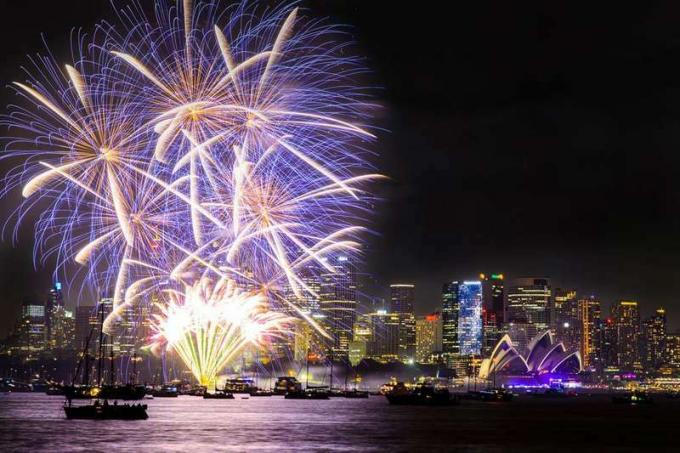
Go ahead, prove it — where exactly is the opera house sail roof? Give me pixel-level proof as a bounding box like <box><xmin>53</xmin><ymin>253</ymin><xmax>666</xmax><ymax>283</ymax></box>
<box><xmin>478</xmin><ymin>330</ymin><xmax>582</xmax><ymax>380</ymax></box>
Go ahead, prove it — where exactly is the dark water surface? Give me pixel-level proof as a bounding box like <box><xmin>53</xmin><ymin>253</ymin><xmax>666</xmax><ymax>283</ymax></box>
<box><xmin>0</xmin><ymin>393</ymin><xmax>678</xmax><ymax>451</ymax></box>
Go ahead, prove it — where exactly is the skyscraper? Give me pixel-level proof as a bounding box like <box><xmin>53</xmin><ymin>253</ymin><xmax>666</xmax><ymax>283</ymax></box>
<box><xmin>45</xmin><ymin>282</ymin><xmax>64</xmax><ymax>348</ymax></box>
<box><xmin>415</xmin><ymin>312</ymin><xmax>442</xmax><ymax>363</ymax></box>
<box><xmin>642</xmin><ymin>308</ymin><xmax>666</xmax><ymax>373</ymax></box>
<box><xmin>480</xmin><ymin>273</ymin><xmax>504</xmax><ymax>357</ymax></box>
<box><xmin>458</xmin><ymin>281</ymin><xmax>483</xmax><ymax>356</ymax></box>
<box><xmin>554</xmin><ymin>289</ymin><xmax>579</xmax><ymax>349</ymax></box>
<box><xmin>16</xmin><ymin>299</ymin><xmax>47</xmax><ymax>357</ymax></box>
<box><xmin>367</xmin><ymin>310</ymin><xmax>400</xmax><ymax>362</ymax></box>
<box><xmin>320</xmin><ymin>255</ymin><xmax>357</xmax><ymax>359</ymax></box>
<box><xmin>441</xmin><ymin>281</ymin><xmax>460</xmax><ymax>366</ymax></box>
<box><xmin>390</xmin><ymin>284</ymin><xmax>416</xmax><ymax>361</ymax></box>
<box><xmin>505</xmin><ymin>277</ymin><xmax>552</xmax><ymax>351</ymax></box>
<box><xmin>390</xmin><ymin>284</ymin><xmax>415</xmax><ymax>313</ymax></box>
<box><xmin>577</xmin><ymin>296</ymin><xmax>601</xmax><ymax>369</ymax></box>
<box><xmin>665</xmin><ymin>331</ymin><xmax>680</xmax><ymax>370</ymax></box>
<box><xmin>613</xmin><ymin>300</ymin><xmax>641</xmax><ymax>371</ymax></box>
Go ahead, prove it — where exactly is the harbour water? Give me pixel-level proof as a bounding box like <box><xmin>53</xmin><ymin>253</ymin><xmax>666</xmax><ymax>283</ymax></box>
<box><xmin>0</xmin><ymin>393</ymin><xmax>678</xmax><ymax>451</ymax></box>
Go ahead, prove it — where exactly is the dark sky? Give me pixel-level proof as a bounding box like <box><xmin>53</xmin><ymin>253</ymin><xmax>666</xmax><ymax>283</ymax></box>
<box><xmin>3</xmin><ymin>1</ymin><xmax>680</xmax><ymax>335</ymax></box>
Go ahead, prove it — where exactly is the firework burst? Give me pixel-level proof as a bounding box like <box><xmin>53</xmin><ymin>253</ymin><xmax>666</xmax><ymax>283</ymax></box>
<box><xmin>1</xmin><ymin>0</ymin><xmax>379</xmax><ymax>381</ymax></box>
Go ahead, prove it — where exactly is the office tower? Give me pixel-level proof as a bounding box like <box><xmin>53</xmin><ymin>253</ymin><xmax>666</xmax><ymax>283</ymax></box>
<box><xmin>554</xmin><ymin>289</ymin><xmax>579</xmax><ymax>349</ymax></box>
<box><xmin>480</xmin><ymin>273</ymin><xmax>504</xmax><ymax>357</ymax></box>
<box><xmin>505</xmin><ymin>277</ymin><xmax>552</xmax><ymax>352</ymax></box>
<box><xmin>458</xmin><ymin>281</ymin><xmax>483</xmax><ymax>356</ymax></box>
<box><xmin>642</xmin><ymin>308</ymin><xmax>666</xmax><ymax>373</ymax></box>
<box><xmin>577</xmin><ymin>296</ymin><xmax>601</xmax><ymax>369</ymax></box>
<box><xmin>666</xmin><ymin>332</ymin><xmax>680</xmax><ymax>369</ymax></box>
<box><xmin>16</xmin><ymin>299</ymin><xmax>47</xmax><ymax>357</ymax></box>
<box><xmin>320</xmin><ymin>255</ymin><xmax>357</xmax><ymax>359</ymax></box>
<box><xmin>299</xmin><ymin>273</ymin><xmax>322</xmax><ymax>315</ymax></box>
<box><xmin>45</xmin><ymin>282</ymin><xmax>64</xmax><ymax>347</ymax></box>
<box><xmin>367</xmin><ymin>310</ymin><xmax>400</xmax><ymax>362</ymax></box>
<box><xmin>613</xmin><ymin>300</ymin><xmax>641</xmax><ymax>371</ymax></box>
<box><xmin>390</xmin><ymin>284</ymin><xmax>416</xmax><ymax>361</ymax></box>
<box><xmin>390</xmin><ymin>284</ymin><xmax>415</xmax><ymax>313</ymax></box>
<box><xmin>416</xmin><ymin>312</ymin><xmax>442</xmax><ymax>363</ymax></box>
<box><xmin>49</xmin><ymin>306</ymin><xmax>75</xmax><ymax>351</ymax></box>
<box><xmin>441</xmin><ymin>281</ymin><xmax>460</xmax><ymax>366</ymax></box>
<box><xmin>601</xmin><ymin>316</ymin><xmax>618</xmax><ymax>368</ymax></box>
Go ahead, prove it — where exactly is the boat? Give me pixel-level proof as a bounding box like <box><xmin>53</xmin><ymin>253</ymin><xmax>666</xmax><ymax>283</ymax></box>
<box><xmin>468</xmin><ymin>388</ymin><xmax>514</xmax><ymax>402</ymax></box>
<box><xmin>203</xmin><ymin>391</ymin><xmax>235</xmax><ymax>399</ymax></box>
<box><xmin>285</xmin><ymin>386</ymin><xmax>331</xmax><ymax>400</ymax></box>
<box><xmin>64</xmin><ymin>385</ymin><xmax>100</xmax><ymax>400</ymax></box>
<box><xmin>343</xmin><ymin>389</ymin><xmax>369</xmax><ymax>399</ymax></box>
<box><xmin>63</xmin><ymin>400</ymin><xmax>148</xmax><ymax>420</ymax></box>
<box><xmin>150</xmin><ymin>385</ymin><xmax>179</xmax><ymax>398</ymax></box>
<box><xmin>612</xmin><ymin>392</ymin><xmax>654</xmax><ymax>405</ymax></box>
<box><xmin>274</xmin><ymin>377</ymin><xmax>302</xmax><ymax>395</ymax></box>
<box><xmin>223</xmin><ymin>378</ymin><xmax>257</xmax><ymax>394</ymax></box>
<box><xmin>249</xmin><ymin>389</ymin><xmax>273</xmax><ymax>397</ymax></box>
<box><xmin>386</xmin><ymin>382</ymin><xmax>457</xmax><ymax>406</ymax></box>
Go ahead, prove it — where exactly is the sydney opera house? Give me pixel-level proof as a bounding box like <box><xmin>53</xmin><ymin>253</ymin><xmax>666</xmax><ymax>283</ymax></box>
<box><xmin>478</xmin><ymin>330</ymin><xmax>583</xmax><ymax>386</ymax></box>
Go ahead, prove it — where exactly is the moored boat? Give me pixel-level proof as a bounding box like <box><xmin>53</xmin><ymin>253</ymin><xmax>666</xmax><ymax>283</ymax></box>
<box><xmin>63</xmin><ymin>400</ymin><xmax>148</xmax><ymax>420</ymax></box>
<box><xmin>386</xmin><ymin>382</ymin><xmax>457</xmax><ymax>406</ymax></box>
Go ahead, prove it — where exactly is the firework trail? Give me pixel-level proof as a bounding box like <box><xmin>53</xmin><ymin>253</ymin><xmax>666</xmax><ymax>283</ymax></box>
<box><xmin>1</xmin><ymin>0</ymin><xmax>379</xmax><ymax>384</ymax></box>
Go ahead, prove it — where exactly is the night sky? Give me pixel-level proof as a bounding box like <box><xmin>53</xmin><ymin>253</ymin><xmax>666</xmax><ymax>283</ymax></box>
<box><xmin>3</xmin><ymin>1</ymin><xmax>680</xmax><ymax>335</ymax></box>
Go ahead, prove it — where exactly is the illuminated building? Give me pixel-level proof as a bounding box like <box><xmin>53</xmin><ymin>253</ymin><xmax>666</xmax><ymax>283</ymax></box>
<box><xmin>416</xmin><ymin>312</ymin><xmax>442</xmax><ymax>363</ymax></box>
<box><xmin>478</xmin><ymin>330</ymin><xmax>582</xmax><ymax>385</ymax></box>
<box><xmin>458</xmin><ymin>281</ymin><xmax>483</xmax><ymax>356</ymax></box>
<box><xmin>320</xmin><ymin>255</ymin><xmax>357</xmax><ymax>359</ymax></box>
<box><xmin>367</xmin><ymin>310</ymin><xmax>400</xmax><ymax>362</ymax></box>
<box><xmin>441</xmin><ymin>281</ymin><xmax>460</xmax><ymax>366</ymax></box>
<box><xmin>348</xmin><ymin>340</ymin><xmax>367</xmax><ymax>367</ymax></box>
<box><xmin>13</xmin><ymin>299</ymin><xmax>47</xmax><ymax>358</ymax></box>
<box><xmin>505</xmin><ymin>278</ymin><xmax>552</xmax><ymax>352</ymax></box>
<box><xmin>390</xmin><ymin>284</ymin><xmax>415</xmax><ymax>313</ymax></box>
<box><xmin>480</xmin><ymin>273</ymin><xmax>504</xmax><ymax>357</ymax></box>
<box><xmin>75</xmin><ymin>305</ymin><xmax>95</xmax><ymax>352</ymax></box>
<box><xmin>390</xmin><ymin>284</ymin><xmax>416</xmax><ymax>361</ymax></box>
<box><xmin>601</xmin><ymin>317</ymin><xmax>618</xmax><ymax>368</ymax></box>
<box><xmin>577</xmin><ymin>296</ymin><xmax>601</xmax><ymax>369</ymax></box>
<box><xmin>642</xmin><ymin>308</ymin><xmax>666</xmax><ymax>373</ymax></box>
<box><xmin>666</xmin><ymin>332</ymin><xmax>680</xmax><ymax>370</ymax></box>
<box><xmin>45</xmin><ymin>282</ymin><xmax>64</xmax><ymax>348</ymax></box>
<box><xmin>554</xmin><ymin>289</ymin><xmax>579</xmax><ymax>349</ymax></box>
<box><xmin>613</xmin><ymin>300</ymin><xmax>641</xmax><ymax>371</ymax></box>
<box><xmin>48</xmin><ymin>306</ymin><xmax>75</xmax><ymax>351</ymax></box>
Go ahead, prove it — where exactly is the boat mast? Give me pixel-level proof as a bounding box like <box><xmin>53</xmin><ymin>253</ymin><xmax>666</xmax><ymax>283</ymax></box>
<box><xmin>109</xmin><ymin>335</ymin><xmax>115</xmax><ymax>386</ymax></box>
<box><xmin>97</xmin><ymin>303</ymin><xmax>105</xmax><ymax>386</ymax></box>
<box><xmin>305</xmin><ymin>347</ymin><xmax>310</xmax><ymax>389</ymax></box>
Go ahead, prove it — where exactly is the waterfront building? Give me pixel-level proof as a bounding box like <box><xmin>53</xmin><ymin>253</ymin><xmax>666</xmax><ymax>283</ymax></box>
<box><xmin>577</xmin><ymin>296</ymin><xmax>601</xmax><ymax>369</ymax></box>
<box><xmin>320</xmin><ymin>255</ymin><xmax>357</xmax><ymax>359</ymax></box>
<box><xmin>613</xmin><ymin>300</ymin><xmax>641</xmax><ymax>371</ymax></box>
<box><xmin>666</xmin><ymin>332</ymin><xmax>680</xmax><ymax>371</ymax></box>
<box><xmin>441</xmin><ymin>281</ymin><xmax>460</xmax><ymax>367</ymax></box>
<box><xmin>505</xmin><ymin>278</ymin><xmax>552</xmax><ymax>352</ymax></box>
<box><xmin>390</xmin><ymin>284</ymin><xmax>416</xmax><ymax>361</ymax></box>
<box><xmin>415</xmin><ymin>312</ymin><xmax>442</xmax><ymax>363</ymax></box>
<box><xmin>480</xmin><ymin>273</ymin><xmax>504</xmax><ymax>357</ymax></box>
<box><xmin>458</xmin><ymin>281</ymin><xmax>483</xmax><ymax>356</ymax></box>
<box><xmin>642</xmin><ymin>308</ymin><xmax>666</xmax><ymax>373</ymax></box>
<box><xmin>366</xmin><ymin>310</ymin><xmax>400</xmax><ymax>362</ymax></box>
<box><xmin>554</xmin><ymin>289</ymin><xmax>579</xmax><ymax>349</ymax></box>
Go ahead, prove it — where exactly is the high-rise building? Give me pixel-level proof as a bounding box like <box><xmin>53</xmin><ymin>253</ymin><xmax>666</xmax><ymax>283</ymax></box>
<box><xmin>441</xmin><ymin>281</ymin><xmax>460</xmax><ymax>366</ymax></box>
<box><xmin>642</xmin><ymin>308</ymin><xmax>666</xmax><ymax>373</ymax></box>
<box><xmin>554</xmin><ymin>289</ymin><xmax>579</xmax><ymax>349</ymax></box>
<box><xmin>480</xmin><ymin>273</ymin><xmax>504</xmax><ymax>357</ymax></box>
<box><xmin>601</xmin><ymin>316</ymin><xmax>618</xmax><ymax>369</ymax></box>
<box><xmin>613</xmin><ymin>300</ymin><xmax>641</xmax><ymax>371</ymax></box>
<box><xmin>320</xmin><ymin>255</ymin><xmax>357</xmax><ymax>359</ymax></box>
<box><xmin>390</xmin><ymin>284</ymin><xmax>416</xmax><ymax>361</ymax></box>
<box><xmin>48</xmin><ymin>306</ymin><xmax>75</xmax><ymax>351</ymax></box>
<box><xmin>458</xmin><ymin>281</ymin><xmax>482</xmax><ymax>356</ymax></box>
<box><xmin>416</xmin><ymin>312</ymin><xmax>442</xmax><ymax>363</ymax></box>
<box><xmin>15</xmin><ymin>299</ymin><xmax>47</xmax><ymax>357</ymax></box>
<box><xmin>45</xmin><ymin>282</ymin><xmax>64</xmax><ymax>348</ymax></box>
<box><xmin>665</xmin><ymin>332</ymin><xmax>680</xmax><ymax>370</ymax></box>
<box><xmin>390</xmin><ymin>284</ymin><xmax>415</xmax><ymax>313</ymax></box>
<box><xmin>367</xmin><ymin>310</ymin><xmax>400</xmax><ymax>362</ymax></box>
<box><xmin>577</xmin><ymin>296</ymin><xmax>601</xmax><ymax>369</ymax></box>
<box><xmin>505</xmin><ymin>278</ymin><xmax>552</xmax><ymax>352</ymax></box>
<box><xmin>75</xmin><ymin>305</ymin><xmax>96</xmax><ymax>352</ymax></box>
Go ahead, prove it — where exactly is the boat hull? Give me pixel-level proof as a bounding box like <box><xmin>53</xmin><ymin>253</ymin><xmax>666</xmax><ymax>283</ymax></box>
<box><xmin>63</xmin><ymin>404</ymin><xmax>148</xmax><ymax>420</ymax></box>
